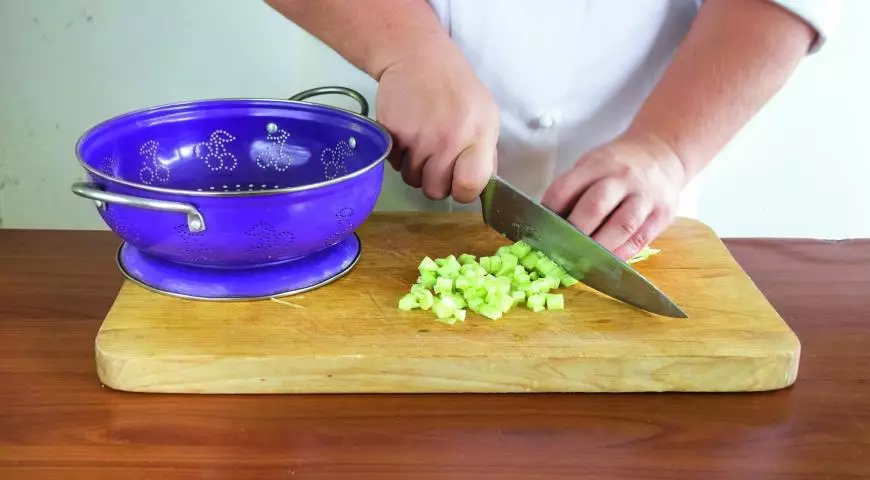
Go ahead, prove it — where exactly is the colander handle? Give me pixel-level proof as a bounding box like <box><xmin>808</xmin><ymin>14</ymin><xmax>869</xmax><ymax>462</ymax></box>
<box><xmin>71</xmin><ymin>182</ymin><xmax>207</xmax><ymax>233</ymax></box>
<box><xmin>288</xmin><ymin>86</ymin><xmax>370</xmax><ymax>117</ymax></box>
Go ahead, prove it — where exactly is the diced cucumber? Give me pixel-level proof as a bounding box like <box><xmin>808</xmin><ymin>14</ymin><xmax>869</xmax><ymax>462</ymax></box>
<box><xmin>497</xmin><ymin>253</ymin><xmax>518</xmax><ymax>275</ymax></box>
<box><xmin>467</xmin><ymin>297</ymin><xmax>484</xmax><ymax>313</ymax></box>
<box><xmin>546</xmin><ymin>293</ymin><xmax>564</xmax><ymax>311</ymax></box>
<box><xmin>434</xmin><ymin>277</ymin><xmax>453</xmax><ymax>295</ymax></box>
<box><xmin>432</xmin><ymin>299</ymin><xmax>455</xmax><ymax>320</ymax></box>
<box><xmin>467</xmin><ymin>275</ymin><xmax>484</xmax><ymax>290</ymax></box>
<box><xmin>511</xmin><ymin>290</ymin><xmax>526</xmax><ymax>304</ymax></box>
<box><xmin>402</xmin><ymin>242</ymin><xmax>661</xmax><ymax>323</ymax></box>
<box><xmin>459</xmin><ymin>253</ymin><xmax>476</xmax><ymax>265</ymax></box>
<box><xmin>479</xmin><ymin>303</ymin><xmax>503</xmax><ymax>320</ymax></box>
<box><xmin>417</xmin><ymin>272</ymin><xmax>436</xmax><ymax>289</ymax></box>
<box><xmin>519</xmin><ymin>253</ymin><xmax>539</xmax><ymax>271</ymax></box>
<box><xmin>509</xmin><ymin>240</ymin><xmax>533</xmax><ymax>259</ymax></box>
<box><xmin>535</xmin><ymin>258</ymin><xmax>559</xmax><ymax>276</ymax></box>
<box><xmin>513</xmin><ymin>273</ymin><xmax>531</xmax><ymax>286</ymax></box>
<box><xmin>398</xmin><ymin>293</ymin><xmax>419</xmax><ymax>311</ymax></box>
<box><xmin>527</xmin><ymin>293</ymin><xmax>547</xmax><ymax>312</ymax></box>
<box><xmin>491</xmin><ymin>292</ymin><xmax>514</xmax><ymax>313</ymax></box>
<box><xmin>410</xmin><ymin>284</ymin><xmax>435</xmax><ymax>310</ymax></box>
<box><xmin>528</xmin><ymin>278</ymin><xmax>555</xmax><ymax>294</ymax></box>
<box><xmin>419</xmin><ymin>256</ymin><xmax>438</xmax><ymax>273</ymax></box>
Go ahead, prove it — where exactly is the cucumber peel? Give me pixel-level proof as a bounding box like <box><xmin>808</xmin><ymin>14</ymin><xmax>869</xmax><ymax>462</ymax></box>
<box><xmin>398</xmin><ymin>240</ymin><xmax>661</xmax><ymax>324</ymax></box>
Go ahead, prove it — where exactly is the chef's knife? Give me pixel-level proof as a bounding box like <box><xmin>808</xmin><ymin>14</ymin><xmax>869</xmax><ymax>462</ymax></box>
<box><xmin>480</xmin><ymin>175</ymin><xmax>687</xmax><ymax>318</ymax></box>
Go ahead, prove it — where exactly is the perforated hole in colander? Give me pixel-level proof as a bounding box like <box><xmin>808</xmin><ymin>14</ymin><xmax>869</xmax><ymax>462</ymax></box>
<box><xmin>195</xmin><ymin>130</ymin><xmax>238</xmax><ymax>173</ymax></box>
<box><xmin>99</xmin><ymin>155</ymin><xmax>119</xmax><ymax>176</ymax></box>
<box><xmin>321</xmin><ymin>139</ymin><xmax>356</xmax><ymax>180</ymax></box>
<box><xmin>245</xmin><ymin>223</ymin><xmax>295</xmax><ymax>261</ymax></box>
<box><xmin>195</xmin><ymin>183</ymin><xmax>283</xmax><ymax>193</ymax></box>
<box><xmin>255</xmin><ymin>127</ymin><xmax>294</xmax><ymax>172</ymax></box>
<box><xmin>113</xmin><ymin>222</ymin><xmax>143</xmax><ymax>244</ymax></box>
<box><xmin>103</xmin><ymin>205</ymin><xmax>143</xmax><ymax>244</ymax></box>
<box><xmin>173</xmin><ymin>224</ymin><xmax>218</xmax><ymax>263</ymax></box>
<box><xmin>324</xmin><ymin>207</ymin><xmax>356</xmax><ymax>248</ymax></box>
<box><xmin>138</xmin><ymin>140</ymin><xmax>171</xmax><ymax>185</ymax></box>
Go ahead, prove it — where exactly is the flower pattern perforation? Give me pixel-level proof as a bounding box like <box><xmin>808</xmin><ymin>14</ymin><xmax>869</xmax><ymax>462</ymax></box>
<box><xmin>324</xmin><ymin>207</ymin><xmax>356</xmax><ymax>248</ymax></box>
<box><xmin>321</xmin><ymin>140</ymin><xmax>354</xmax><ymax>180</ymax></box>
<box><xmin>195</xmin><ymin>130</ymin><xmax>238</xmax><ymax>172</ymax></box>
<box><xmin>103</xmin><ymin>205</ymin><xmax>142</xmax><ymax>244</ymax></box>
<box><xmin>138</xmin><ymin>141</ymin><xmax>171</xmax><ymax>185</ymax></box>
<box><xmin>114</xmin><ymin>222</ymin><xmax>143</xmax><ymax>245</ymax></box>
<box><xmin>245</xmin><ymin>223</ymin><xmax>295</xmax><ymax>261</ymax></box>
<box><xmin>173</xmin><ymin>224</ymin><xmax>219</xmax><ymax>264</ymax></box>
<box><xmin>99</xmin><ymin>155</ymin><xmax>119</xmax><ymax>176</ymax></box>
<box><xmin>255</xmin><ymin>128</ymin><xmax>294</xmax><ymax>172</ymax></box>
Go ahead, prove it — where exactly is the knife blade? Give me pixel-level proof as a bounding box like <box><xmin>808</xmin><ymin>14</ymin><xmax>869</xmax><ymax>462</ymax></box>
<box><xmin>480</xmin><ymin>175</ymin><xmax>687</xmax><ymax>318</ymax></box>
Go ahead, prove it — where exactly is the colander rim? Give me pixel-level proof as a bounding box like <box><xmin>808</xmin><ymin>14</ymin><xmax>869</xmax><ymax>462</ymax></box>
<box><xmin>74</xmin><ymin>97</ymin><xmax>392</xmax><ymax>197</ymax></box>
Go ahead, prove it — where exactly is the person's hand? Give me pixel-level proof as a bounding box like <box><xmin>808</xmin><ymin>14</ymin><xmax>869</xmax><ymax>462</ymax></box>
<box><xmin>541</xmin><ymin>135</ymin><xmax>686</xmax><ymax>260</ymax></box>
<box><xmin>376</xmin><ymin>41</ymin><xmax>500</xmax><ymax>203</ymax></box>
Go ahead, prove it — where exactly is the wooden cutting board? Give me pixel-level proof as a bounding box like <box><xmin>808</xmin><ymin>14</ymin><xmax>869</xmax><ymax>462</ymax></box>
<box><xmin>95</xmin><ymin>212</ymin><xmax>800</xmax><ymax>394</ymax></box>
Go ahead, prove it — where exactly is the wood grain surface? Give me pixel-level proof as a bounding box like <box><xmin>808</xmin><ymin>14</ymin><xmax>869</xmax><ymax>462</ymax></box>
<box><xmin>97</xmin><ymin>214</ymin><xmax>798</xmax><ymax>394</ymax></box>
<box><xmin>1</xmin><ymin>217</ymin><xmax>869</xmax><ymax>479</ymax></box>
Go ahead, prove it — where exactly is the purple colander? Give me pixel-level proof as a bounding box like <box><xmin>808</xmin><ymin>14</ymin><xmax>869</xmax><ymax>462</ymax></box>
<box><xmin>71</xmin><ymin>86</ymin><xmax>392</xmax><ymax>300</ymax></box>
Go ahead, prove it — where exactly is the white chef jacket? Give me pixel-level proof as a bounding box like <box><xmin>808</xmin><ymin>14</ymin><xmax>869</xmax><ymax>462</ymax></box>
<box><xmin>425</xmin><ymin>0</ymin><xmax>841</xmax><ymax>218</ymax></box>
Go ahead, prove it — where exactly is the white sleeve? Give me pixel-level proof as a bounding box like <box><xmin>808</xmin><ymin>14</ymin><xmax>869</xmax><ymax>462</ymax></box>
<box><xmin>765</xmin><ymin>0</ymin><xmax>843</xmax><ymax>53</ymax></box>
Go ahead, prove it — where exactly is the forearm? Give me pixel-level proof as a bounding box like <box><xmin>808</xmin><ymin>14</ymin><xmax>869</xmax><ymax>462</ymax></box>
<box><xmin>624</xmin><ymin>0</ymin><xmax>816</xmax><ymax>182</ymax></box>
<box><xmin>264</xmin><ymin>0</ymin><xmax>453</xmax><ymax>80</ymax></box>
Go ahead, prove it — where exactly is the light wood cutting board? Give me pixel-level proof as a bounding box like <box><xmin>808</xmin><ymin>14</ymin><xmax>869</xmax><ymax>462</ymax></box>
<box><xmin>95</xmin><ymin>213</ymin><xmax>800</xmax><ymax>394</ymax></box>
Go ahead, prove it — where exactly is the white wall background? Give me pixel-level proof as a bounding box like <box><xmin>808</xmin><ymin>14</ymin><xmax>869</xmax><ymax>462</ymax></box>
<box><xmin>0</xmin><ymin>0</ymin><xmax>868</xmax><ymax>238</ymax></box>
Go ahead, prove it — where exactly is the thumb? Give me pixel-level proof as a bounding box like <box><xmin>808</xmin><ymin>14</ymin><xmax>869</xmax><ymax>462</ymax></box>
<box><xmin>451</xmin><ymin>139</ymin><xmax>496</xmax><ymax>203</ymax></box>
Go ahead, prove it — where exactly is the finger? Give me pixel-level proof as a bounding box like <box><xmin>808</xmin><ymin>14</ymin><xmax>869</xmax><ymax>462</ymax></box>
<box><xmin>421</xmin><ymin>146</ymin><xmax>460</xmax><ymax>201</ymax></box>
<box><xmin>401</xmin><ymin>149</ymin><xmax>426</xmax><ymax>188</ymax></box>
<box><xmin>591</xmin><ymin>194</ymin><xmax>652</xmax><ymax>253</ymax></box>
<box><xmin>542</xmin><ymin>166</ymin><xmax>603</xmax><ymax>217</ymax></box>
<box><xmin>613</xmin><ymin>206</ymin><xmax>671</xmax><ymax>260</ymax></box>
<box><xmin>451</xmin><ymin>138</ymin><xmax>496</xmax><ymax>203</ymax></box>
<box><xmin>565</xmin><ymin>179</ymin><xmax>627</xmax><ymax>235</ymax></box>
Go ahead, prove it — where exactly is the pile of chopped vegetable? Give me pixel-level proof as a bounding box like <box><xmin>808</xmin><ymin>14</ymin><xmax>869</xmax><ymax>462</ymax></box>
<box><xmin>398</xmin><ymin>240</ymin><xmax>660</xmax><ymax>325</ymax></box>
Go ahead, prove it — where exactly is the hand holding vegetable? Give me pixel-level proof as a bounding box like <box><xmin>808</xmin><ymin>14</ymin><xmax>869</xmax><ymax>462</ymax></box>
<box><xmin>541</xmin><ymin>135</ymin><xmax>685</xmax><ymax>261</ymax></box>
<box><xmin>378</xmin><ymin>40</ymin><xmax>500</xmax><ymax>203</ymax></box>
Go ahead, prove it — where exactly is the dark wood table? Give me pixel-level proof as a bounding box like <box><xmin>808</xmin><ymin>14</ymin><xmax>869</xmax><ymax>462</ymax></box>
<box><xmin>1</xmin><ymin>229</ymin><xmax>868</xmax><ymax>479</ymax></box>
